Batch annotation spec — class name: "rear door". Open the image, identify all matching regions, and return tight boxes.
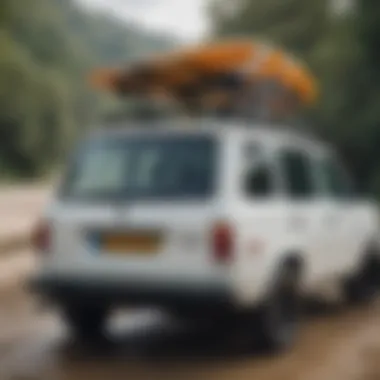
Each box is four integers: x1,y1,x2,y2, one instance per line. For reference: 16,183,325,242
49,131,226,281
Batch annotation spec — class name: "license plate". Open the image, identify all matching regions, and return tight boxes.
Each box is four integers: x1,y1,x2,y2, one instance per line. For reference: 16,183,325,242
102,232,161,254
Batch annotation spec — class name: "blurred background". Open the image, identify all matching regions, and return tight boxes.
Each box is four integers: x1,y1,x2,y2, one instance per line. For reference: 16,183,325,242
2,1,380,379
1,0,380,195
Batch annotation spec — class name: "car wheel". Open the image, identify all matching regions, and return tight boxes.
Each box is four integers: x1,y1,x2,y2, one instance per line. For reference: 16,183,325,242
345,253,380,304
253,263,302,352
62,304,109,343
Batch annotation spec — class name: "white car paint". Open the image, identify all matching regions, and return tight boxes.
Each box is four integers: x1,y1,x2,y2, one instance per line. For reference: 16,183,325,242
34,121,380,309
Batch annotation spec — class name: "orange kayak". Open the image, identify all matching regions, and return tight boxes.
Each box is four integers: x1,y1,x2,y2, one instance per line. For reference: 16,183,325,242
89,39,318,108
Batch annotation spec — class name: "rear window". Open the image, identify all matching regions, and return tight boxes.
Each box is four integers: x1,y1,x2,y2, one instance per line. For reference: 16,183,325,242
60,134,217,201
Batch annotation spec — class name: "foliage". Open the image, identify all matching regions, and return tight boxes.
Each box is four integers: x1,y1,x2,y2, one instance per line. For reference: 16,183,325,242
0,0,174,178
212,0,329,58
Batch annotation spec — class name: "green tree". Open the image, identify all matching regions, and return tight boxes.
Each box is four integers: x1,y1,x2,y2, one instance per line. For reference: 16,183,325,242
211,0,329,58
0,0,174,179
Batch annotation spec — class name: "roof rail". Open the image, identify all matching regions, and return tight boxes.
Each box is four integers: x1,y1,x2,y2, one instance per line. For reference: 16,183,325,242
99,108,322,142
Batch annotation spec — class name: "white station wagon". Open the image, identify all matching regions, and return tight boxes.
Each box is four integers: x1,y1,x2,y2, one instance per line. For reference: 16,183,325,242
31,120,380,351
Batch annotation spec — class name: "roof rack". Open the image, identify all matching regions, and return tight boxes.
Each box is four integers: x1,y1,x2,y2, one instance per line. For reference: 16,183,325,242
90,39,319,128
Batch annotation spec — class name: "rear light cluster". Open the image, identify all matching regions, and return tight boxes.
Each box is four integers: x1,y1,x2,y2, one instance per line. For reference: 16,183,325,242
212,222,234,264
31,219,51,252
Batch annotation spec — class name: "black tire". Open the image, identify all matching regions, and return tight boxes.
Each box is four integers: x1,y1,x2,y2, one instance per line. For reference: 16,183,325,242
62,304,108,343
254,263,302,352
345,253,380,304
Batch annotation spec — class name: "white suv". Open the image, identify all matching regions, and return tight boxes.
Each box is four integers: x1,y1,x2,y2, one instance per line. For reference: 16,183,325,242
31,120,380,351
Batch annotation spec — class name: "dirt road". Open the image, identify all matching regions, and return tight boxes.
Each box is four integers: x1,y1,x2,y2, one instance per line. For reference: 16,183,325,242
0,184,50,247
1,255,380,380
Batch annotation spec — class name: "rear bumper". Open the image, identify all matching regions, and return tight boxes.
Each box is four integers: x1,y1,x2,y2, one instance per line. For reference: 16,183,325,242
29,271,233,312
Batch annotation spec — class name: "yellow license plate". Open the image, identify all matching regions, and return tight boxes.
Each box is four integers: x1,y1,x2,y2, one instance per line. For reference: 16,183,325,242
103,232,160,254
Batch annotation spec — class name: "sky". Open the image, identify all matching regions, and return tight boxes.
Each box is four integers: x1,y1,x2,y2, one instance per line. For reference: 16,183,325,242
78,0,209,41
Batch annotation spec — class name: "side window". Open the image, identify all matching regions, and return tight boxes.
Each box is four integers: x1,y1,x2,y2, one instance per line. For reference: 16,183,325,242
242,144,274,198
279,149,315,199
320,156,354,198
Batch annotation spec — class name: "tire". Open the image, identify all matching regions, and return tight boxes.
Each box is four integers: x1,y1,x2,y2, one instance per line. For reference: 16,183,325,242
62,304,109,343
345,253,380,304
253,263,302,352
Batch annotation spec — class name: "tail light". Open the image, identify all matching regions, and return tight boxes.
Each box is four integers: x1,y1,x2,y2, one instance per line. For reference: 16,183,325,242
212,222,234,264
31,219,51,252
